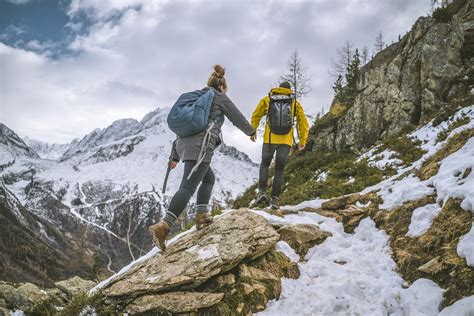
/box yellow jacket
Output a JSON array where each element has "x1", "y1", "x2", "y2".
[{"x1": 251, "y1": 87, "x2": 309, "y2": 146}]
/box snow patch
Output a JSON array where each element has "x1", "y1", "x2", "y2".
[
  {"x1": 457, "y1": 226, "x2": 474, "y2": 266},
  {"x1": 399, "y1": 278, "x2": 444, "y2": 316},
  {"x1": 185, "y1": 244, "x2": 219, "y2": 260},
  {"x1": 275, "y1": 241, "x2": 299, "y2": 262},
  {"x1": 406, "y1": 203, "x2": 442, "y2": 237},
  {"x1": 379, "y1": 174, "x2": 434, "y2": 210},
  {"x1": 439, "y1": 295, "x2": 474, "y2": 315}
]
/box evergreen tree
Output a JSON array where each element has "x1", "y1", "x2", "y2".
[
  {"x1": 332, "y1": 75, "x2": 344, "y2": 97},
  {"x1": 374, "y1": 32, "x2": 385, "y2": 53},
  {"x1": 361, "y1": 46, "x2": 369, "y2": 65},
  {"x1": 345, "y1": 48, "x2": 360, "y2": 104}
]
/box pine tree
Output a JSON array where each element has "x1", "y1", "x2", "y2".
[
  {"x1": 361, "y1": 46, "x2": 369, "y2": 65},
  {"x1": 330, "y1": 40, "x2": 354, "y2": 79},
  {"x1": 343, "y1": 49, "x2": 360, "y2": 106},
  {"x1": 374, "y1": 32, "x2": 385, "y2": 53},
  {"x1": 280, "y1": 50, "x2": 311, "y2": 100},
  {"x1": 332, "y1": 75, "x2": 344, "y2": 97}
]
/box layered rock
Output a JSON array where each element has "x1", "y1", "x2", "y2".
[
  {"x1": 95, "y1": 210, "x2": 304, "y2": 315},
  {"x1": 311, "y1": 0, "x2": 474, "y2": 153}
]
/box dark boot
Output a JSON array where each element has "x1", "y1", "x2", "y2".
[
  {"x1": 256, "y1": 191, "x2": 268, "y2": 205},
  {"x1": 149, "y1": 221, "x2": 170, "y2": 251},
  {"x1": 270, "y1": 196, "x2": 279, "y2": 210},
  {"x1": 196, "y1": 213, "x2": 214, "y2": 230}
]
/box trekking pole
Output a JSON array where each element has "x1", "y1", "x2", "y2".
[
  {"x1": 162, "y1": 141, "x2": 176, "y2": 194},
  {"x1": 162, "y1": 163, "x2": 172, "y2": 194}
]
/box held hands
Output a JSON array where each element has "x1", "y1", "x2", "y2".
[
  {"x1": 168, "y1": 161, "x2": 177, "y2": 169},
  {"x1": 250, "y1": 134, "x2": 257, "y2": 142}
]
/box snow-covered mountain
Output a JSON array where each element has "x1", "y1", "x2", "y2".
[
  {"x1": 23, "y1": 137, "x2": 70, "y2": 160},
  {"x1": 0, "y1": 123, "x2": 39, "y2": 167},
  {"x1": 0, "y1": 107, "x2": 259, "y2": 281}
]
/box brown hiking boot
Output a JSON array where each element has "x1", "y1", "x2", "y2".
[
  {"x1": 196, "y1": 213, "x2": 214, "y2": 230},
  {"x1": 149, "y1": 221, "x2": 170, "y2": 252}
]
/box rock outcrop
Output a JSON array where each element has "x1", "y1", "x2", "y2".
[
  {"x1": 94, "y1": 210, "x2": 303, "y2": 315},
  {"x1": 311, "y1": 0, "x2": 474, "y2": 153},
  {"x1": 0, "y1": 276, "x2": 96, "y2": 314}
]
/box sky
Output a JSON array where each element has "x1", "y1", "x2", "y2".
[{"x1": 0, "y1": 0, "x2": 432, "y2": 162}]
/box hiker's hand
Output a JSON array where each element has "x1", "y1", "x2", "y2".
[
  {"x1": 250, "y1": 134, "x2": 257, "y2": 142},
  {"x1": 298, "y1": 144, "x2": 305, "y2": 151},
  {"x1": 169, "y1": 161, "x2": 177, "y2": 169}
]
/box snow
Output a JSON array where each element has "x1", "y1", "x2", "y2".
[
  {"x1": 275, "y1": 241, "x2": 300, "y2": 262},
  {"x1": 185, "y1": 244, "x2": 219, "y2": 260},
  {"x1": 378, "y1": 174, "x2": 434, "y2": 211},
  {"x1": 406, "y1": 203, "x2": 442, "y2": 237},
  {"x1": 439, "y1": 295, "x2": 474, "y2": 316},
  {"x1": 281, "y1": 198, "x2": 326, "y2": 211},
  {"x1": 458, "y1": 227, "x2": 474, "y2": 266},
  {"x1": 258, "y1": 215, "x2": 413, "y2": 315},
  {"x1": 399, "y1": 278, "x2": 444, "y2": 316},
  {"x1": 8, "y1": 311, "x2": 25, "y2": 316},
  {"x1": 430, "y1": 137, "x2": 474, "y2": 212},
  {"x1": 359, "y1": 147, "x2": 402, "y2": 169}
]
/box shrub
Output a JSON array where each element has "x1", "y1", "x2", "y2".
[
  {"x1": 381, "y1": 135, "x2": 426, "y2": 166},
  {"x1": 432, "y1": 6, "x2": 452, "y2": 23}
]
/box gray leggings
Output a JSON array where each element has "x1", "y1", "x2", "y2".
[
  {"x1": 258, "y1": 143, "x2": 291, "y2": 198},
  {"x1": 167, "y1": 161, "x2": 215, "y2": 218}
]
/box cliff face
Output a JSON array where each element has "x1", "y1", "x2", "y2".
[{"x1": 312, "y1": 0, "x2": 474, "y2": 153}]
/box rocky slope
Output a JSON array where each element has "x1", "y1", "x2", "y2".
[{"x1": 310, "y1": 0, "x2": 474, "y2": 153}]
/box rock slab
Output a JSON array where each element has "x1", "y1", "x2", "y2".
[{"x1": 100, "y1": 210, "x2": 280, "y2": 297}]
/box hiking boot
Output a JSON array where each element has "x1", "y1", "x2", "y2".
[
  {"x1": 270, "y1": 196, "x2": 279, "y2": 210},
  {"x1": 196, "y1": 213, "x2": 214, "y2": 230},
  {"x1": 256, "y1": 191, "x2": 268, "y2": 204},
  {"x1": 149, "y1": 221, "x2": 170, "y2": 252}
]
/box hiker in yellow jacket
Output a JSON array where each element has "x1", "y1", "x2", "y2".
[{"x1": 250, "y1": 82, "x2": 309, "y2": 209}]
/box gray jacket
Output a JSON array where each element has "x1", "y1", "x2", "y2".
[{"x1": 172, "y1": 87, "x2": 255, "y2": 163}]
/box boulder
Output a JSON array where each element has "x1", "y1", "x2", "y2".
[
  {"x1": 321, "y1": 194, "x2": 360, "y2": 210},
  {"x1": 100, "y1": 210, "x2": 280, "y2": 297},
  {"x1": 55, "y1": 276, "x2": 96, "y2": 297},
  {"x1": 277, "y1": 224, "x2": 332, "y2": 259},
  {"x1": 125, "y1": 292, "x2": 225, "y2": 314},
  {"x1": 14, "y1": 283, "x2": 49, "y2": 310},
  {"x1": 417, "y1": 256, "x2": 444, "y2": 275}
]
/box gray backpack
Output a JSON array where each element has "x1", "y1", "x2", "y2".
[{"x1": 267, "y1": 93, "x2": 295, "y2": 135}]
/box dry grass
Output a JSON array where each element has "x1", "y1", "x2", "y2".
[{"x1": 374, "y1": 197, "x2": 473, "y2": 307}]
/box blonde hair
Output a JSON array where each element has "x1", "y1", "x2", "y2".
[{"x1": 207, "y1": 64, "x2": 227, "y2": 93}]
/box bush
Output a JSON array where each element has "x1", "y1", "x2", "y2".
[
  {"x1": 432, "y1": 6, "x2": 452, "y2": 23},
  {"x1": 381, "y1": 135, "x2": 426, "y2": 166}
]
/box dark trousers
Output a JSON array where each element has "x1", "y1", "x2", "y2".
[
  {"x1": 167, "y1": 161, "x2": 215, "y2": 218},
  {"x1": 258, "y1": 143, "x2": 291, "y2": 198}
]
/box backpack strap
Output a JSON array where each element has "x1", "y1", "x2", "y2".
[{"x1": 187, "y1": 121, "x2": 216, "y2": 180}]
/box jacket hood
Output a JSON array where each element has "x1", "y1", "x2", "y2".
[{"x1": 270, "y1": 87, "x2": 292, "y2": 95}]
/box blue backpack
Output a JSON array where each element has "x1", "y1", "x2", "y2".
[{"x1": 167, "y1": 88, "x2": 215, "y2": 137}]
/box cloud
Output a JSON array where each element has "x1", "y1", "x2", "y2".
[
  {"x1": 5, "y1": 0, "x2": 31, "y2": 5},
  {"x1": 1, "y1": 0, "x2": 432, "y2": 161}
]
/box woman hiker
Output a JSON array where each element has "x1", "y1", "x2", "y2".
[{"x1": 149, "y1": 65, "x2": 256, "y2": 251}]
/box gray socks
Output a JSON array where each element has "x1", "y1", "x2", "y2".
[
  {"x1": 162, "y1": 211, "x2": 178, "y2": 227},
  {"x1": 162, "y1": 204, "x2": 209, "y2": 228},
  {"x1": 196, "y1": 204, "x2": 209, "y2": 214}
]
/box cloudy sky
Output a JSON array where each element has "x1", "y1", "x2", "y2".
[{"x1": 1, "y1": 0, "x2": 431, "y2": 161}]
